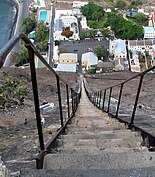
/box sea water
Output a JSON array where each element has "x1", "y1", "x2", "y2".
[{"x1": 0, "y1": 0, "x2": 16, "y2": 49}]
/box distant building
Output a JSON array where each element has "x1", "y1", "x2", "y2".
[
  {"x1": 128, "y1": 39, "x2": 154, "y2": 55},
  {"x1": 59, "y1": 53, "x2": 77, "y2": 64},
  {"x1": 130, "y1": 50, "x2": 141, "y2": 72},
  {"x1": 82, "y1": 52, "x2": 98, "y2": 71},
  {"x1": 114, "y1": 39, "x2": 128, "y2": 71},
  {"x1": 143, "y1": 27, "x2": 155, "y2": 39},
  {"x1": 55, "y1": 53, "x2": 77, "y2": 72},
  {"x1": 96, "y1": 61, "x2": 114, "y2": 73}
]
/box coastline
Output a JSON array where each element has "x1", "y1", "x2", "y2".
[{"x1": 9, "y1": 0, "x2": 20, "y2": 37}]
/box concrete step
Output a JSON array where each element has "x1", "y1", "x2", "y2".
[
  {"x1": 57, "y1": 138, "x2": 142, "y2": 151},
  {"x1": 44, "y1": 152, "x2": 155, "y2": 170},
  {"x1": 21, "y1": 167, "x2": 155, "y2": 177},
  {"x1": 65, "y1": 129, "x2": 140, "y2": 138}
]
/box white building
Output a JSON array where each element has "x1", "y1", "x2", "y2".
[
  {"x1": 128, "y1": 40, "x2": 154, "y2": 55},
  {"x1": 114, "y1": 39, "x2": 128, "y2": 70},
  {"x1": 72, "y1": 1, "x2": 88, "y2": 8},
  {"x1": 54, "y1": 11, "x2": 79, "y2": 41},
  {"x1": 130, "y1": 51, "x2": 141, "y2": 72},
  {"x1": 82, "y1": 52, "x2": 98, "y2": 71},
  {"x1": 143, "y1": 27, "x2": 155, "y2": 39}
]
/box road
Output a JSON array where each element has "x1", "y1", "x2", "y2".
[{"x1": 4, "y1": 0, "x2": 33, "y2": 67}]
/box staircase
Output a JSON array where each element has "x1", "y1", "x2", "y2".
[{"x1": 34, "y1": 84, "x2": 155, "y2": 177}]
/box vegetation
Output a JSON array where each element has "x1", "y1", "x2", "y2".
[
  {"x1": 36, "y1": 21, "x2": 49, "y2": 52},
  {"x1": 80, "y1": 2, "x2": 144, "y2": 40},
  {"x1": 94, "y1": 45, "x2": 109, "y2": 60},
  {"x1": 80, "y1": 2, "x2": 104, "y2": 22},
  {"x1": 10, "y1": 44, "x2": 29, "y2": 66},
  {"x1": 132, "y1": 13, "x2": 148, "y2": 26},
  {"x1": 115, "y1": 0, "x2": 126, "y2": 9},
  {"x1": 0, "y1": 72, "x2": 27, "y2": 110},
  {"x1": 105, "y1": 12, "x2": 144, "y2": 39},
  {"x1": 22, "y1": 13, "x2": 36, "y2": 35}
]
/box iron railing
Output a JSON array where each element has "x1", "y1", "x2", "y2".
[
  {"x1": 0, "y1": 33, "x2": 81, "y2": 169},
  {"x1": 84, "y1": 66, "x2": 155, "y2": 148}
]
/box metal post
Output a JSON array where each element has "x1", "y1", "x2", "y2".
[
  {"x1": 107, "y1": 87, "x2": 112, "y2": 113},
  {"x1": 130, "y1": 75, "x2": 144, "y2": 124},
  {"x1": 27, "y1": 45, "x2": 44, "y2": 151},
  {"x1": 115, "y1": 84, "x2": 124, "y2": 117},
  {"x1": 99, "y1": 91, "x2": 102, "y2": 109},
  {"x1": 102, "y1": 89, "x2": 106, "y2": 111},
  {"x1": 66, "y1": 84, "x2": 70, "y2": 119},
  {"x1": 56, "y1": 76, "x2": 64, "y2": 127},
  {"x1": 71, "y1": 89, "x2": 74, "y2": 115}
]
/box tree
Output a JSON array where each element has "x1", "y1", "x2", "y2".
[
  {"x1": 61, "y1": 30, "x2": 73, "y2": 38},
  {"x1": 115, "y1": 0, "x2": 126, "y2": 9},
  {"x1": 80, "y1": 2, "x2": 104, "y2": 21},
  {"x1": 22, "y1": 15, "x2": 36, "y2": 35},
  {"x1": 35, "y1": 22, "x2": 49, "y2": 52},
  {"x1": 133, "y1": 13, "x2": 148, "y2": 26},
  {"x1": 10, "y1": 44, "x2": 29, "y2": 66},
  {"x1": 94, "y1": 45, "x2": 109, "y2": 60}
]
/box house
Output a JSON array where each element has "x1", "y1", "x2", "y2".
[
  {"x1": 114, "y1": 39, "x2": 128, "y2": 70},
  {"x1": 96, "y1": 61, "x2": 114, "y2": 73},
  {"x1": 55, "y1": 53, "x2": 77, "y2": 72},
  {"x1": 59, "y1": 53, "x2": 77, "y2": 64},
  {"x1": 82, "y1": 52, "x2": 98, "y2": 71},
  {"x1": 128, "y1": 40, "x2": 154, "y2": 55},
  {"x1": 130, "y1": 50, "x2": 141, "y2": 72},
  {"x1": 54, "y1": 12, "x2": 79, "y2": 40},
  {"x1": 143, "y1": 27, "x2": 155, "y2": 39}
]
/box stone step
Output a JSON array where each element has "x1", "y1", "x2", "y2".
[
  {"x1": 57, "y1": 137, "x2": 142, "y2": 150},
  {"x1": 44, "y1": 152, "x2": 155, "y2": 170},
  {"x1": 21, "y1": 167, "x2": 155, "y2": 177},
  {"x1": 65, "y1": 129, "x2": 140, "y2": 138}
]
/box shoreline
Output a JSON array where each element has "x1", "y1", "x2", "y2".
[{"x1": 9, "y1": 0, "x2": 20, "y2": 38}]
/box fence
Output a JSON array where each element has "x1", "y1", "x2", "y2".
[
  {"x1": 0, "y1": 33, "x2": 81, "y2": 169},
  {"x1": 84, "y1": 66, "x2": 155, "y2": 149}
]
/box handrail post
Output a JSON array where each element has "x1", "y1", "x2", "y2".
[
  {"x1": 71, "y1": 89, "x2": 74, "y2": 116},
  {"x1": 102, "y1": 89, "x2": 106, "y2": 111},
  {"x1": 115, "y1": 84, "x2": 124, "y2": 117},
  {"x1": 130, "y1": 75, "x2": 144, "y2": 124},
  {"x1": 56, "y1": 76, "x2": 64, "y2": 127},
  {"x1": 99, "y1": 90, "x2": 102, "y2": 108},
  {"x1": 27, "y1": 45, "x2": 44, "y2": 151},
  {"x1": 107, "y1": 87, "x2": 112, "y2": 113},
  {"x1": 66, "y1": 84, "x2": 70, "y2": 119}
]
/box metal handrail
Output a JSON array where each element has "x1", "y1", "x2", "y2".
[
  {"x1": 0, "y1": 33, "x2": 82, "y2": 169},
  {"x1": 84, "y1": 66, "x2": 155, "y2": 148}
]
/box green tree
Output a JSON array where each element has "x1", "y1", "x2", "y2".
[
  {"x1": 101, "y1": 29, "x2": 109, "y2": 37},
  {"x1": 133, "y1": 13, "x2": 148, "y2": 26},
  {"x1": 10, "y1": 44, "x2": 29, "y2": 66},
  {"x1": 80, "y1": 2, "x2": 104, "y2": 21},
  {"x1": 94, "y1": 45, "x2": 109, "y2": 60},
  {"x1": 22, "y1": 15, "x2": 36, "y2": 35},
  {"x1": 115, "y1": 0, "x2": 126, "y2": 9},
  {"x1": 35, "y1": 22, "x2": 49, "y2": 52}
]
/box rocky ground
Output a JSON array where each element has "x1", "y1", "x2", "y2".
[{"x1": 0, "y1": 67, "x2": 79, "y2": 174}]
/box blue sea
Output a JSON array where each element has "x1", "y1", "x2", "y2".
[{"x1": 0, "y1": 0, "x2": 16, "y2": 49}]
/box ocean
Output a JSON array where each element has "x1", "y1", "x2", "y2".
[{"x1": 0, "y1": 0, "x2": 17, "y2": 49}]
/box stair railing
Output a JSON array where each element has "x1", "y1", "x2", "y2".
[
  {"x1": 0, "y1": 33, "x2": 81, "y2": 169},
  {"x1": 84, "y1": 66, "x2": 155, "y2": 147}
]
